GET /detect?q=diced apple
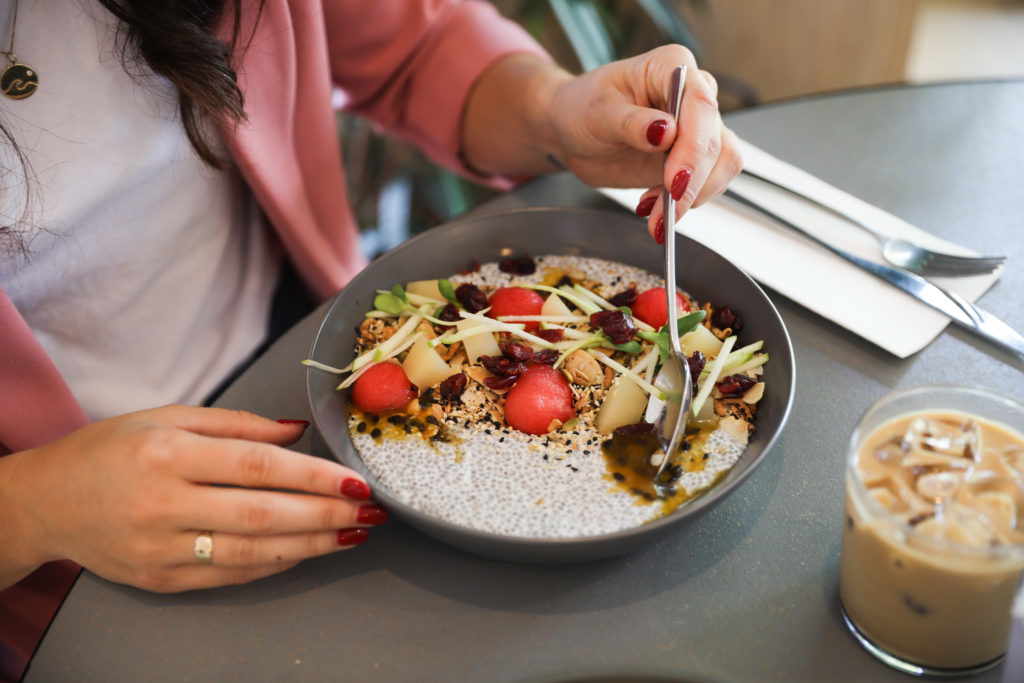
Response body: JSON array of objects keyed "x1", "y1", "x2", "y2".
[
  {"x1": 402, "y1": 337, "x2": 455, "y2": 389},
  {"x1": 681, "y1": 324, "x2": 724, "y2": 358},
  {"x1": 455, "y1": 319, "x2": 502, "y2": 363},
  {"x1": 405, "y1": 279, "x2": 446, "y2": 303},
  {"x1": 541, "y1": 292, "x2": 574, "y2": 317},
  {"x1": 595, "y1": 375, "x2": 649, "y2": 434}
]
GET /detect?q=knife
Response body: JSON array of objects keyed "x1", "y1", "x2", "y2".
[{"x1": 723, "y1": 188, "x2": 1024, "y2": 364}]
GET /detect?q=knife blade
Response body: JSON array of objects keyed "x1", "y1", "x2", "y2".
[{"x1": 723, "y1": 188, "x2": 1024, "y2": 364}]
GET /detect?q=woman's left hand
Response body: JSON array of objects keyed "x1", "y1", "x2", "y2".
[{"x1": 462, "y1": 46, "x2": 742, "y2": 243}]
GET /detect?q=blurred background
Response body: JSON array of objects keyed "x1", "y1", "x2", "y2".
[{"x1": 346, "y1": 0, "x2": 1024, "y2": 259}]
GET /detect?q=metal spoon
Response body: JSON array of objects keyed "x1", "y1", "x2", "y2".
[{"x1": 652, "y1": 65, "x2": 691, "y2": 494}]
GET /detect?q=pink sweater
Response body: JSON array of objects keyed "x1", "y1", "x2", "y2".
[{"x1": 0, "y1": 1, "x2": 546, "y2": 678}]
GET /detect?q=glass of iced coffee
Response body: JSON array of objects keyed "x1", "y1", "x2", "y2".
[{"x1": 840, "y1": 385, "x2": 1024, "y2": 676}]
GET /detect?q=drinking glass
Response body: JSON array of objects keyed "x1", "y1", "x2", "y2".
[{"x1": 839, "y1": 385, "x2": 1024, "y2": 676}]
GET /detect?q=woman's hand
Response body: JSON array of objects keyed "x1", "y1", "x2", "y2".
[
  {"x1": 1, "y1": 406, "x2": 384, "y2": 592},
  {"x1": 462, "y1": 45, "x2": 741, "y2": 243}
]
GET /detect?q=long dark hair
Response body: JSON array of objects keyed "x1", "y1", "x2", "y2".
[
  {"x1": 1, "y1": 0, "x2": 260, "y2": 254},
  {"x1": 96, "y1": 0, "x2": 260, "y2": 169}
]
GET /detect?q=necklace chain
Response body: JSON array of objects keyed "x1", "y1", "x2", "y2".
[{"x1": 2, "y1": 0, "x2": 17, "y2": 61}]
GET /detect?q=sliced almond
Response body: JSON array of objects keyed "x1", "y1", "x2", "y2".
[{"x1": 742, "y1": 382, "x2": 765, "y2": 404}]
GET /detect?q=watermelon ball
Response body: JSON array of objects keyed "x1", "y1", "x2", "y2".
[
  {"x1": 487, "y1": 287, "x2": 545, "y2": 331},
  {"x1": 352, "y1": 362, "x2": 417, "y2": 413},
  {"x1": 630, "y1": 287, "x2": 691, "y2": 330},
  {"x1": 504, "y1": 364, "x2": 576, "y2": 435}
]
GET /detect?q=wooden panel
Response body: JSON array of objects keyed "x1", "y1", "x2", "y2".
[{"x1": 677, "y1": 0, "x2": 921, "y2": 104}]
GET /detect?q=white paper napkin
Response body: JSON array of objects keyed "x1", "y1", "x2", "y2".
[{"x1": 600, "y1": 139, "x2": 1003, "y2": 358}]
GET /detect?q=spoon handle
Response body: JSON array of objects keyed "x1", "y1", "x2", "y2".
[{"x1": 663, "y1": 65, "x2": 686, "y2": 354}]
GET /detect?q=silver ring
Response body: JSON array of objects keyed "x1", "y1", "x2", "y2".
[{"x1": 193, "y1": 530, "x2": 214, "y2": 565}]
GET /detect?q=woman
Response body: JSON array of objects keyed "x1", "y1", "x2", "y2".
[{"x1": 0, "y1": 0, "x2": 739, "y2": 676}]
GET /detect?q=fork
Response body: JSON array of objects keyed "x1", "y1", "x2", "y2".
[{"x1": 740, "y1": 168, "x2": 1006, "y2": 277}]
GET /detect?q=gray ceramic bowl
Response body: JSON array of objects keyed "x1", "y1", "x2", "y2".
[{"x1": 307, "y1": 207, "x2": 795, "y2": 563}]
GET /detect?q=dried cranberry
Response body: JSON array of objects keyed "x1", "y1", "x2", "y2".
[
  {"x1": 437, "y1": 303, "x2": 460, "y2": 324},
  {"x1": 483, "y1": 374, "x2": 520, "y2": 390},
  {"x1": 609, "y1": 288, "x2": 638, "y2": 308},
  {"x1": 687, "y1": 351, "x2": 706, "y2": 392},
  {"x1": 589, "y1": 310, "x2": 637, "y2": 345},
  {"x1": 711, "y1": 305, "x2": 743, "y2": 333},
  {"x1": 480, "y1": 355, "x2": 526, "y2": 378},
  {"x1": 614, "y1": 422, "x2": 655, "y2": 436},
  {"x1": 460, "y1": 259, "x2": 481, "y2": 275},
  {"x1": 536, "y1": 328, "x2": 564, "y2": 343},
  {"x1": 531, "y1": 349, "x2": 560, "y2": 365},
  {"x1": 455, "y1": 283, "x2": 488, "y2": 313},
  {"x1": 715, "y1": 374, "x2": 757, "y2": 397},
  {"x1": 439, "y1": 373, "x2": 468, "y2": 402},
  {"x1": 499, "y1": 340, "x2": 534, "y2": 363},
  {"x1": 498, "y1": 255, "x2": 536, "y2": 275}
]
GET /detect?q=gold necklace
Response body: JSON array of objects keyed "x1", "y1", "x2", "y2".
[{"x1": 1, "y1": 0, "x2": 37, "y2": 99}]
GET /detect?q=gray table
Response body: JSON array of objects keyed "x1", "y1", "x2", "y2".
[{"x1": 27, "y1": 81, "x2": 1024, "y2": 682}]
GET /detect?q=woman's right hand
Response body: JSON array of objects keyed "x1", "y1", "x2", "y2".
[{"x1": 1, "y1": 405, "x2": 384, "y2": 592}]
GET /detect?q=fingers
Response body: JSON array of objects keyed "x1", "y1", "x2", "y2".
[
  {"x1": 171, "y1": 431, "x2": 369, "y2": 499},
  {"x1": 179, "y1": 486, "x2": 388, "y2": 535},
  {"x1": 692, "y1": 123, "x2": 743, "y2": 207},
  {"x1": 153, "y1": 404, "x2": 311, "y2": 447},
  {"x1": 663, "y1": 64, "x2": 722, "y2": 215},
  {"x1": 625, "y1": 47, "x2": 736, "y2": 243},
  {"x1": 610, "y1": 100, "x2": 675, "y2": 153},
  {"x1": 181, "y1": 527, "x2": 370, "y2": 569},
  {"x1": 140, "y1": 524, "x2": 377, "y2": 592}
]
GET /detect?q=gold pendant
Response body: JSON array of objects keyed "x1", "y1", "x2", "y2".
[{"x1": 2, "y1": 62, "x2": 38, "y2": 99}]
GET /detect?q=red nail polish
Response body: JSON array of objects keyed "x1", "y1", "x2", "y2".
[
  {"x1": 340, "y1": 478, "x2": 372, "y2": 500},
  {"x1": 277, "y1": 419, "x2": 310, "y2": 427},
  {"x1": 670, "y1": 169, "x2": 691, "y2": 201},
  {"x1": 356, "y1": 504, "x2": 389, "y2": 525},
  {"x1": 646, "y1": 119, "x2": 667, "y2": 146},
  {"x1": 635, "y1": 196, "x2": 657, "y2": 217},
  {"x1": 337, "y1": 528, "x2": 369, "y2": 547},
  {"x1": 653, "y1": 218, "x2": 665, "y2": 245}
]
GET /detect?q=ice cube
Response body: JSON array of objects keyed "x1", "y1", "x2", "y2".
[{"x1": 916, "y1": 471, "x2": 962, "y2": 502}]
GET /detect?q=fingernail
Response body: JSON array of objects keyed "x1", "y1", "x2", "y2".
[
  {"x1": 635, "y1": 195, "x2": 657, "y2": 217},
  {"x1": 340, "y1": 478, "x2": 372, "y2": 500},
  {"x1": 277, "y1": 419, "x2": 310, "y2": 427},
  {"x1": 337, "y1": 528, "x2": 370, "y2": 547},
  {"x1": 653, "y1": 218, "x2": 665, "y2": 245},
  {"x1": 670, "y1": 169, "x2": 691, "y2": 201},
  {"x1": 646, "y1": 119, "x2": 667, "y2": 146},
  {"x1": 356, "y1": 504, "x2": 389, "y2": 525}
]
